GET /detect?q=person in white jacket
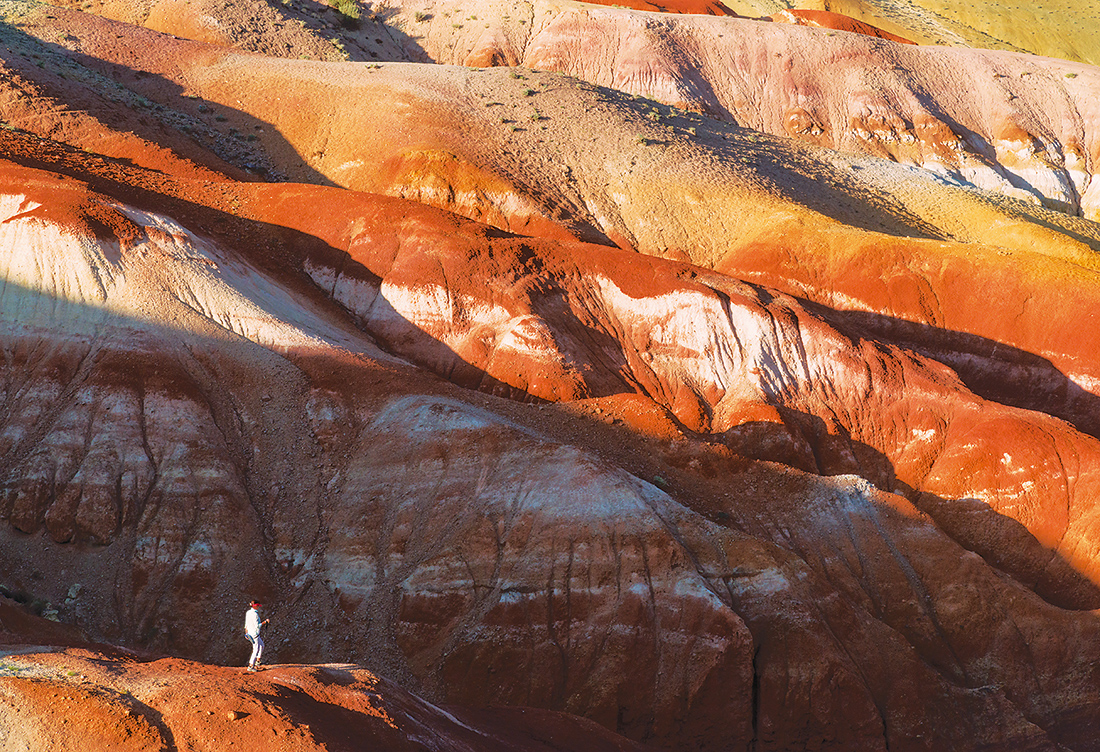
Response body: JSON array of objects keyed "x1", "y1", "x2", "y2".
[{"x1": 244, "y1": 600, "x2": 269, "y2": 672}]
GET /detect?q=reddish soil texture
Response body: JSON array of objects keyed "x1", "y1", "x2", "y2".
[
  {"x1": 767, "y1": 8, "x2": 917, "y2": 43},
  {"x1": 580, "y1": 0, "x2": 737, "y2": 16},
  {"x1": 3, "y1": 127, "x2": 1100, "y2": 751},
  {"x1": 0, "y1": 602, "x2": 646, "y2": 751},
  {"x1": 2, "y1": 2, "x2": 1100, "y2": 751}
]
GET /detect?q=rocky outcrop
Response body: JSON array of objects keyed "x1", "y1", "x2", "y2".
[
  {"x1": 2, "y1": 144, "x2": 1100, "y2": 749},
  {"x1": 10, "y1": 0, "x2": 1100, "y2": 221},
  {"x1": 0, "y1": 635, "x2": 647, "y2": 751},
  {"x1": 7, "y1": 13, "x2": 1100, "y2": 439},
  {"x1": 511, "y1": 2, "x2": 1100, "y2": 218},
  {"x1": 2, "y1": 4, "x2": 1100, "y2": 750}
]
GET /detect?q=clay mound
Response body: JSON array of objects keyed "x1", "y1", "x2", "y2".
[
  {"x1": 7, "y1": 9, "x2": 1100, "y2": 449},
  {"x1": 0, "y1": 642, "x2": 646, "y2": 751},
  {"x1": 13, "y1": 0, "x2": 1100, "y2": 225},
  {"x1": 768, "y1": 7, "x2": 916, "y2": 44},
  {"x1": 2, "y1": 132, "x2": 1100, "y2": 749},
  {"x1": 4, "y1": 1, "x2": 1100, "y2": 750},
  {"x1": 723, "y1": 0, "x2": 1100, "y2": 65}
]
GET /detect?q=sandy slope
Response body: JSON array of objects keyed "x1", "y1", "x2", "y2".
[
  {"x1": 3, "y1": 130, "x2": 1100, "y2": 749},
  {"x1": 18, "y1": 0, "x2": 1100, "y2": 216},
  {"x1": 720, "y1": 0, "x2": 1100, "y2": 65},
  {"x1": 15, "y1": 0, "x2": 1100, "y2": 224},
  {"x1": 5, "y1": 4, "x2": 1100, "y2": 437},
  {"x1": 3, "y1": 0, "x2": 1100, "y2": 749}
]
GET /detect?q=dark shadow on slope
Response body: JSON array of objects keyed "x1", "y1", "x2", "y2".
[
  {"x1": 127, "y1": 697, "x2": 180, "y2": 752},
  {"x1": 0, "y1": 20, "x2": 332, "y2": 185},
  {"x1": 261, "y1": 0, "x2": 432, "y2": 63},
  {"x1": 0, "y1": 127, "x2": 562, "y2": 403},
  {"x1": 2, "y1": 157, "x2": 1100, "y2": 752},
  {"x1": 254, "y1": 683, "x2": 425, "y2": 751},
  {"x1": 614, "y1": 91, "x2": 950, "y2": 242},
  {"x1": 622, "y1": 77, "x2": 1099, "y2": 247},
  {"x1": 807, "y1": 303, "x2": 1100, "y2": 441},
  {"x1": 900, "y1": 74, "x2": 1100, "y2": 249},
  {"x1": 714, "y1": 409, "x2": 1100, "y2": 611},
  {"x1": 7, "y1": 116, "x2": 1100, "y2": 614}
]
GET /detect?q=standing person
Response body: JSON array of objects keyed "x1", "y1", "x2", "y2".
[{"x1": 244, "y1": 600, "x2": 269, "y2": 672}]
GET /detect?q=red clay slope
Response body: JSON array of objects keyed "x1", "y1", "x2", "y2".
[
  {"x1": 2, "y1": 4, "x2": 1100, "y2": 751},
  {"x1": 0, "y1": 601, "x2": 645, "y2": 752},
  {"x1": 7, "y1": 7, "x2": 1100, "y2": 427},
  {"x1": 767, "y1": 8, "x2": 917, "y2": 44},
  {"x1": 581, "y1": 0, "x2": 737, "y2": 16},
  {"x1": 2, "y1": 130, "x2": 1100, "y2": 750},
  {"x1": 17, "y1": 7, "x2": 1100, "y2": 459}
]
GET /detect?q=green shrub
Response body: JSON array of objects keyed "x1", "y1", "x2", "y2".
[{"x1": 331, "y1": 0, "x2": 360, "y2": 28}]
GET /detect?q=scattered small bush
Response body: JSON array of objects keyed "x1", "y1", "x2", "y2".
[{"x1": 330, "y1": 0, "x2": 360, "y2": 28}]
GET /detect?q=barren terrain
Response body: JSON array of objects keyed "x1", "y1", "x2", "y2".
[{"x1": 1, "y1": 0, "x2": 1099, "y2": 749}]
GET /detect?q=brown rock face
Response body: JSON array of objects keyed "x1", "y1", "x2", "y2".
[
  {"x1": 0, "y1": 625, "x2": 646, "y2": 752},
  {"x1": 1, "y1": 139, "x2": 1099, "y2": 750},
  {"x1": 2, "y1": 2, "x2": 1100, "y2": 751}
]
